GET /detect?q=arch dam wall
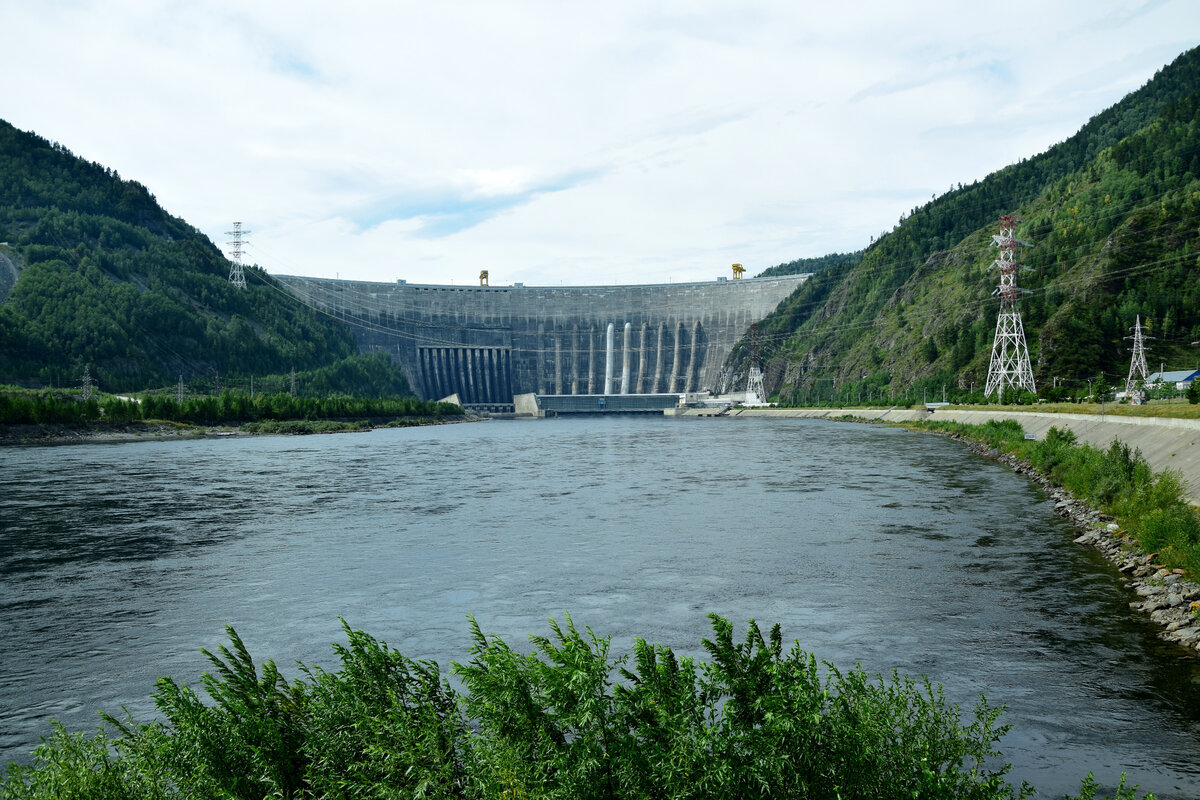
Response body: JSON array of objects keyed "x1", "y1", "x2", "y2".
[{"x1": 273, "y1": 274, "x2": 809, "y2": 404}]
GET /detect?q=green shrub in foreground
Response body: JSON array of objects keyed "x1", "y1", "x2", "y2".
[{"x1": 1, "y1": 616, "x2": 1151, "y2": 799}]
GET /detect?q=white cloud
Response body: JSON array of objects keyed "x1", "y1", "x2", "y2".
[{"x1": 5, "y1": 1, "x2": 1198, "y2": 285}]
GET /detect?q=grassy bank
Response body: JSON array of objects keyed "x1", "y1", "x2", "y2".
[
  {"x1": 939, "y1": 401, "x2": 1200, "y2": 421},
  {"x1": 0, "y1": 616, "x2": 1148, "y2": 800},
  {"x1": 910, "y1": 418, "x2": 1200, "y2": 575}
]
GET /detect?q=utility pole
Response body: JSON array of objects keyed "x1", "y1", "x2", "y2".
[
  {"x1": 984, "y1": 216, "x2": 1036, "y2": 399},
  {"x1": 290, "y1": 367, "x2": 298, "y2": 397},
  {"x1": 176, "y1": 374, "x2": 185, "y2": 404},
  {"x1": 225, "y1": 222, "x2": 250, "y2": 289},
  {"x1": 1125, "y1": 315, "x2": 1151, "y2": 397},
  {"x1": 81, "y1": 365, "x2": 94, "y2": 401}
]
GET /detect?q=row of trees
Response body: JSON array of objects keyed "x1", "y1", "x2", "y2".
[{"x1": 0, "y1": 388, "x2": 460, "y2": 427}]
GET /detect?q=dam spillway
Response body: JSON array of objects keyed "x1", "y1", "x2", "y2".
[{"x1": 274, "y1": 274, "x2": 810, "y2": 405}]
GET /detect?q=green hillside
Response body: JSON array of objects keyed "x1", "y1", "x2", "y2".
[
  {"x1": 738, "y1": 46, "x2": 1200, "y2": 404},
  {"x1": 0, "y1": 122, "x2": 410, "y2": 396},
  {"x1": 757, "y1": 250, "x2": 863, "y2": 278}
]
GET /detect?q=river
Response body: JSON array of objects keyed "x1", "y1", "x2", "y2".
[{"x1": 2, "y1": 416, "x2": 1199, "y2": 796}]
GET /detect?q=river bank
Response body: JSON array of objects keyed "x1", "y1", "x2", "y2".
[
  {"x1": 944, "y1": 429, "x2": 1200, "y2": 657},
  {"x1": 0, "y1": 420, "x2": 236, "y2": 445},
  {"x1": 725, "y1": 406, "x2": 1200, "y2": 505},
  {"x1": 0, "y1": 415, "x2": 476, "y2": 445}
]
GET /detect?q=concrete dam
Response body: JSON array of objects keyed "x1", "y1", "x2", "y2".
[{"x1": 274, "y1": 274, "x2": 810, "y2": 406}]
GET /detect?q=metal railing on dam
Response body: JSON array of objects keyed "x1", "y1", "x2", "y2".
[{"x1": 273, "y1": 274, "x2": 810, "y2": 403}]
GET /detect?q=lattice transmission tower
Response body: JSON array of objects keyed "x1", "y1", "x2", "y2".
[
  {"x1": 745, "y1": 323, "x2": 766, "y2": 405},
  {"x1": 225, "y1": 222, "x2": 250, "y2": 289},
  {"x1": 984, "y1": 215, "x2": 1036, "y2": 399},
  {"x1": 1125, "y1": 315, "x2": 1151, "y2": 395}
]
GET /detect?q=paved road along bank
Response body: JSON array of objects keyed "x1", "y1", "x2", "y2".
[{"x1": 710, "y1": 407, "x2": 1200, "y2": 506}]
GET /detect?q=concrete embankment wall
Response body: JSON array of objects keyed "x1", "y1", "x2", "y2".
[{"x1": 712, "y1": 407, "x2": 1200, "y2": 505}]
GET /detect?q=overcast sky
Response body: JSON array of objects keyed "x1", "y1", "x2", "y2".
[{"x1": 6, "y1": 2, "x2": 1197, "y2": 286}]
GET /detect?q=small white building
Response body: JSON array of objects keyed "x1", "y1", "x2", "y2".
[{"x1": 1147, "y1": 369, "x2": 1200, "y2": 390}]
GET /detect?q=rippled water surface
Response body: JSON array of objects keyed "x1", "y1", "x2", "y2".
[{"x1": 3, "y1": 417, "x2": 1200, "y2": 796}]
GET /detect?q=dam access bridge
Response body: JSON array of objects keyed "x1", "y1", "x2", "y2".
[{"x1": 274, "y1": 273, "x2": 809, "y2": 410}]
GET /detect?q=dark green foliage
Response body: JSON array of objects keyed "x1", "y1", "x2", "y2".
[
  {"x1": 145, "y1": 629, "x2": 310, "y2": 799},
  {"x1": 0, "y1": 723, "x2": 172, "y2": 800},
  {"x1": 0, "y1": 120, "x2": 386, "y2": 393},
  {"x1": 683, "y1": 615, "x2": 1026, "y2": 800},
  {"x1": 301, "y1": 625, "x2": 471, "y2": 798},
  {"x1": 1, "y1": 617, "x2": 1153, "y2": 799},
  {"x1": 756, "y1": 250, "x2": 864, "y2": 278},
  {"x1": 456, "y1": 613, "x2": 625, "y2": 799},
  {"x1": 972, "y1": 419, "x2": 1026, "y2": 449},
  {"x1": 291, "y1": 352, "x2": 413, "y2": 397},
  {"x1": 0, "y1": 384, "x2": 458, "y2": 427}
]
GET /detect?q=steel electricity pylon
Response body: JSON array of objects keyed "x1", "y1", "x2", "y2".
[
  {"x1": 1125, "y1": 315, "x2": 1151, "y2": 395},
  {"x1": 984, "y1": 215, "x2": 1035, "y2": 399},
  {"x1": 225, "y1": 222, "x2": 250, "y2": 289},
  {"x1": 745, "y1": 322, "x2": 766, "y2": 404}
]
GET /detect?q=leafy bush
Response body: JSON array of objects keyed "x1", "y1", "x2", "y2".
[
  {"x1": 1029, "y1": 426, "x2": 1078, "y2": 476},
  {"x1": 2, "y1": 617, "x2": 1154, "y2": 799},
  {"x1": 977, "y1": 419, "x2": 1026, "y2": 449}
]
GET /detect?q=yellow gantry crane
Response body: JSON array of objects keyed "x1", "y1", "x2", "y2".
[
  {"x1": 479, "y1": 270, "x2": 489, "y2": 286},
  {"x1": 732, "y1": 263, "x2": 744, "y2": 280}
]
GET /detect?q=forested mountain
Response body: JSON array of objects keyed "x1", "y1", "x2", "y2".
[
  {"x1": 756, "y1": 250, "x2": 863, "y2": 278},
  {"x1": 0, "y1": 122, "x2": 411, "y2": 395},
  {"x1": 734, "y1": 46, "x2": 1200, "y2": 404}
]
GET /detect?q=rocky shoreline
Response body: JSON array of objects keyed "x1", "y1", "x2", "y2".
[
  {"x1": 0, "y1": 415, "x2": 481, "y2": 446},
  {"x1": 948, "y1": 432, "x2": 1200, "y2": 655},
  {"x1": 0, "y1": 421, "x2": 235, "y2": 445}
]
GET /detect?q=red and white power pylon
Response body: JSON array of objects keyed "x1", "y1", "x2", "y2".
[{"x1": 984, "y1": 215, "x2": 1036, "y2": 399}]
